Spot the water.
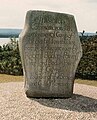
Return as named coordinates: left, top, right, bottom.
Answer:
left=0, top=38, right=10, bottom=46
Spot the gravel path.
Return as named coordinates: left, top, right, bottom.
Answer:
left=0, top=82, right=97, bottom=120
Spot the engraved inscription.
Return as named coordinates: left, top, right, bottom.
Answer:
left=24, top=16, right=80, bottom=88
left=19, top=11, right=82, bottom=97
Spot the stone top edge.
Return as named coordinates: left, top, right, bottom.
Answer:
left=27, top=10, right=74, bottom=17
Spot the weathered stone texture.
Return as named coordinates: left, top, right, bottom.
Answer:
left=19, top=10, right=82, bottom=98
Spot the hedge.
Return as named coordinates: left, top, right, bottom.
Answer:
left=0, top=36, right=97, bottom=80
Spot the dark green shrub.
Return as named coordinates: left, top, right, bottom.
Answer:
left=0, top=38, right=23, bottom=75
left=0, top=36, right=97, bottom=80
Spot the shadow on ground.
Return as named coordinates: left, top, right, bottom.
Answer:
left=30, top=94, right=97, bottom=112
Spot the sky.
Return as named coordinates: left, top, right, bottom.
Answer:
left=0, top=0, right=97, bottom=33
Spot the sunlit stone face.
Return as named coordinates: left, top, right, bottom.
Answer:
left=19, top=10, right=82, bottom=98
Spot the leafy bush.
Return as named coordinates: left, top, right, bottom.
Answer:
left=0, top=35, right=97, bottom=80
left=0, top=38, right=23, bottom=75
left=76, top=35, right=97, bottom=80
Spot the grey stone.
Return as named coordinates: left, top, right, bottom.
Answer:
left=19, top=10, right=82, bottom=98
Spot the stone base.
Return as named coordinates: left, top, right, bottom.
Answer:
left=25, top=90, right=73, bottom=98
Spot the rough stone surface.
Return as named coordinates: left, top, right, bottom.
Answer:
left=19, top=10, right=82, bottom=98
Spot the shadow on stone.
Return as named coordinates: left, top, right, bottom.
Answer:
left=29, top=94, right=97, bottom=112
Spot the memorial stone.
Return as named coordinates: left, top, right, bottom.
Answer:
left=19, top=10, right=82, bottom=98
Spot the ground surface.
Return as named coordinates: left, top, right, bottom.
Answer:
left=0, top=82, right=97, bottom=120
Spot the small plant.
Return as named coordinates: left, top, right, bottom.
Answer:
left=0, top=37, right=23, bottom=75
left=81, top=30, right=85, bottom=37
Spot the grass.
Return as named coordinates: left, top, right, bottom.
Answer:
left=0, top=74, right=97, bottom=87
left=75, top=79, right=97, bottom=87
left=0, top=74, right=23, bottom=83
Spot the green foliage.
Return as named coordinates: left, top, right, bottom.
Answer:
left=0, top=38, right=23, bottom=75
left=81, top=30, right=85, bottom=37
left=0, top=35, right=97, bottom=80
left=76, top=35, right=97, bottom=80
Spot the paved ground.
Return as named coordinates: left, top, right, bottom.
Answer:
left=0, top=82, right=97, bottom=120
